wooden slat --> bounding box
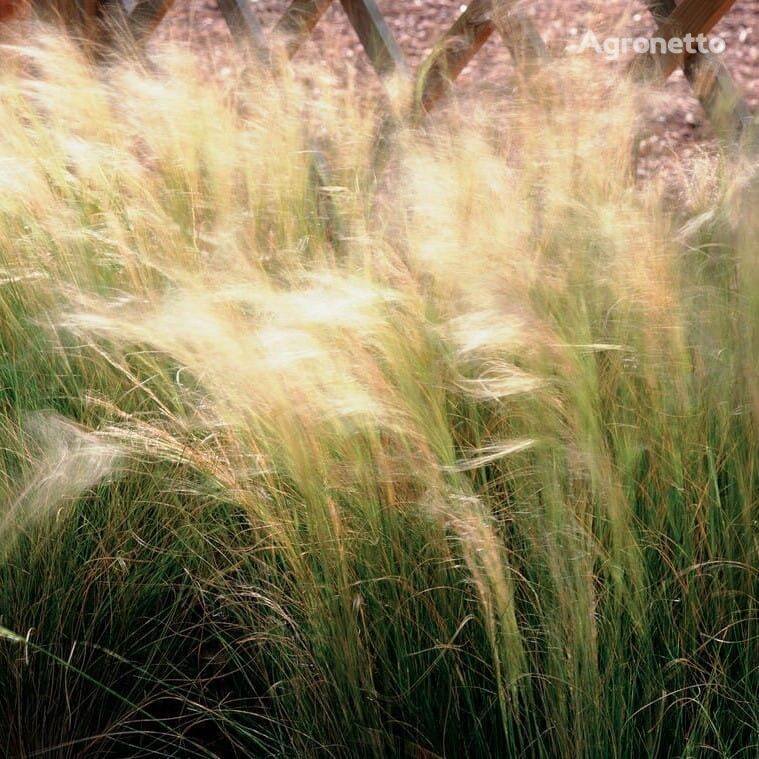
[417,0,496,112]
[683,54,754,137]
[274,0,334,58]
[417,1,540,111]
[643,0,751,138]
[217,0,269,60]
[127,0,176,42]
[82,0,101,42]
[637,0,738,80]
[494,12,549,68]
[339,0,408,77]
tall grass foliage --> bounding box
[0,28,756,758]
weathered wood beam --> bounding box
[274,0,334,58]
[417,1,544,112]
[636,0,738,81]
[217,0,269,60]
[643,0,751,139]
[417,0,496,112]
[127,0,176,42]
[339,0,408,78]
[492,4,549,67]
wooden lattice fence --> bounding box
[87,0,750,140]
[5,0,751,143]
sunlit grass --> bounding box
[0,28,756,758]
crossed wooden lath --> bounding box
[122,0,750,139]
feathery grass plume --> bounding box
[1,412,121,558]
